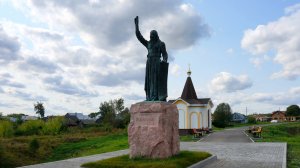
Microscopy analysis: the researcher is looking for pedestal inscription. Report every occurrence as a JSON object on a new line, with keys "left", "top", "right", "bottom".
{"left": 128, "top": 102, "right": 180, "bottom": 159}
{"left": 135, "top": 113, "right": 160, "bottom": 126}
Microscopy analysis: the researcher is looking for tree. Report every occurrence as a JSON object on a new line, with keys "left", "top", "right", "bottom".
{"left": 247, "top": 116, "right": 257, "bottom": 124}
{"left": 115, "top": 107, "right": 130, "bottom": 128}
{"left": 88, "top": 112, "right": 100, "bottom": 119}
{"left": 212, "top": 103, "right": 232, "bottom": 128}
{"left": 99, "top": 101, "right": 116, "bottom": 125}
{"left": 98, "top": 98, "right": 130, "bottom": 128}
{"left": 286, "top": 105, "right": 300, "bottom": 116}
{"left": 34, "top": 102, "right": 45, "bottom": 118}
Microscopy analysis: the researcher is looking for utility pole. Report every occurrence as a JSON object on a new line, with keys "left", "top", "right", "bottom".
{"left": 246, "top": 106, "right": 248, "bottom": 116}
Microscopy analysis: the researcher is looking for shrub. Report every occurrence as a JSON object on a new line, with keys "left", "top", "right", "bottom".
{"left": 213, "top": 103, "right": 232, "bottom": 128}
{"left": 0, "top": 120, "right": 14, "bottom": 137}
{"left": 29, "top": 139, "right": 40, "bottom": 155}
{"left": 247, "top": 116, "right": 257, "bottom": 124}
{"left": 102, "top": 123, "right": 113, "bottom": 132}
{"left": 17, "top": 120, "right": 45, "bottom": 135}
{"left": 42, "top": 117, "right": 64, "bottom": 135}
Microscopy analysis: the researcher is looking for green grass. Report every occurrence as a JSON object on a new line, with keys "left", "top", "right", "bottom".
{"left": 0, "top": 128, "right": 128, "bottom": 167}
{"left": 82, "top": 151, "right": 211, "bottom": 168}
{"left": 229, "top": 121, "right": 269, "bottom": 127}
{"left": 180, "top": 135, "right": 199, "bottom": 142}
{"left": 256, "top": 122, "right": 300, "bottom": 168}
{"left": 46, "top": 133, "right": 128, "bottom": 161}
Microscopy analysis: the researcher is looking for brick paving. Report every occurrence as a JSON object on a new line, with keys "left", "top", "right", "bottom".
{"left": 181, "top": 142, "right": 286, "bottom": 168}
{"left": 200, "top": 128, "right": 253, "bottom": 143}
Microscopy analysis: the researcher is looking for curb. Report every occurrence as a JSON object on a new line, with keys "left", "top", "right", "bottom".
{"left": 282, "top": 142, "right": 287, "bottom": 168}
{"left": 187, "top": 155, "right": 217, "bottom": 168}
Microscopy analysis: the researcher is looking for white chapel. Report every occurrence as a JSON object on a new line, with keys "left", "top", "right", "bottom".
{"left": 169, "top": 68, "right": 213, "bottom": 129}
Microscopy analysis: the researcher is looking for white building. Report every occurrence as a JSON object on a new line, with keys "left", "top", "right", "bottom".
{"left": 169, "top": 68, "right": 213, "bottom": 129}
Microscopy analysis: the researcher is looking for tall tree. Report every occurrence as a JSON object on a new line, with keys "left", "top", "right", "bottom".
{"left": 34, "top": 102, "right": 45, "bottom": 118}
{"left": 98, "top": 98, "right": 130, "bottom": 128}
{"left": 213, "top": 103, "right": 232, "bottom": 128}
{"left": 286, "top": 105, "right": 300, "bottom": 116}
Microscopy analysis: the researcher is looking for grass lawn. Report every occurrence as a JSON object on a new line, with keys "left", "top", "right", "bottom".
{"left": 256, "top": 122, "right": 300, "bottom": 168}
{"left": 180, "top": 135, "right": 199, "bottom": 142}
{"left": 0, "top": 129, "right": 128, "bottom": 167}
{"left": 82, "top": 151, "right": 211, "bottom": 168}
{"left": 46, "top": 133, "right": 128, "bottom": 161}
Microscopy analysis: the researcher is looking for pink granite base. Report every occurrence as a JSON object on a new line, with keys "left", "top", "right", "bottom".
{"left": 128, "top": 102, "right": 180, "bottom": 159}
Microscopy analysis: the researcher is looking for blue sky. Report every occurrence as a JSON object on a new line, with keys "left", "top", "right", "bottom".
{"left": 0, "top": 0, "right": 299, "bottom": 116}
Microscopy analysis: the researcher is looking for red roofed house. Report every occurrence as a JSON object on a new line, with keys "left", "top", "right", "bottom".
{"left": 271, "top": 111, "right": 286, "bottom": 122}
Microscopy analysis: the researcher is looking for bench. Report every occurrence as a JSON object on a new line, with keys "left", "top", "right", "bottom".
{"left": 192, "top": 129, "right": 204, "bottom": 138}
{"left": 251, "top": 126, "right": 262, "bottom": 138}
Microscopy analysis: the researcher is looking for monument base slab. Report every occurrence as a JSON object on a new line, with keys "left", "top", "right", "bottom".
{"left": 128, "top": 102, "right": 179, "bottom": 159}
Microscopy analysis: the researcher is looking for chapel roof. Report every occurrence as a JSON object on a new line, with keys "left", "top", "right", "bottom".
{"left": 168, "top": 66, "right": 213, "bottom": 106}
{"left": 181, "top": 76, "right": 198, "bottom": 100}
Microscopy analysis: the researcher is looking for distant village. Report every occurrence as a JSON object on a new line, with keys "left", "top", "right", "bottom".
{"left": 2, "top": 112, "right": 100, "bottom": 127}
{"left": 2, "top": 109, "right": 298, "bottom": 128}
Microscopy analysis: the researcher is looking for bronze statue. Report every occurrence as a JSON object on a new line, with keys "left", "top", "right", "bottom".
{"left": 134, "top": 16, "right": 168, "bottom": 101}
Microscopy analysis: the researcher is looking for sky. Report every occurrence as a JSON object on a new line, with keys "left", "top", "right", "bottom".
{"left": 0, "top": 0, "right": 299, "bottom": 116}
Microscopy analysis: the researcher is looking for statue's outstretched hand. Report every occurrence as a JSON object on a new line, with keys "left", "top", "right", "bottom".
{"left": 134, "top": 16, "right": 139, "bottom": 26}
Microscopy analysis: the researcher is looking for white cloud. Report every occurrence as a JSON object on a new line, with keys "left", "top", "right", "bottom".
{"left": 247, "top": 87, "right": 300, "bottom": 106}
{"left": 170, "top": 64, "right": 180, "bottom": 76}
{"left": 210, "top": 72, "right": 252, "bottom": 93}
{"left": 250, "top": 55, "right": 270, "bottom": 68}
{"left": 0, "top": 73, "right": 25, "bottom": 88}
{"left": 12, "top": 0, "right": 210, "bottom": 50}
{"left": 0, "top": 0, "right": 211, "bottom": 115}
{"left": 0, "top": 25, "right": 21, "bottom": 64}
{"left": 241, "top": 4, "right": 300, "bottom": 80}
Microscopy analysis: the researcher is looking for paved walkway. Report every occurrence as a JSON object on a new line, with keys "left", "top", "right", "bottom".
{"left": 181, "top": 142, "right": 286, "bottom": 168}
{"left": 21, "top": 127, "right": 287, "bottom": 168}
{"left": 20, "top": 150, "right": 129, "bottom": 168}
{"left": 200, "top": 127, "right": 252, "bottom": 143}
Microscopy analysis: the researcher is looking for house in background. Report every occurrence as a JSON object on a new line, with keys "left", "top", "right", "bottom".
{"left": 253, "top": 114, "right": 272, "bottom": 122}
{"left": 65, "top": 113, "right": 96, "bottom": 127}
{"left": 21, "top": 115, "right": 38, "bottom": 121}
{"left": 286, "top": 116, "right": 297, "bottom": 122}
{"left": 231, "top": 112, "right": 247, "bottom": 123}
{"left": 168, "top": 68, "right": 213, "bottom": 132}
{"left": 272, "top": 111, "right": 286, "bottom": 122}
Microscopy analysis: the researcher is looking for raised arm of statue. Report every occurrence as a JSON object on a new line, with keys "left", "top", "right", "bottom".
{"left": 161, "top": 42, "right": 168, "bottom": 62}
{"left": 134, "top": 16, "right": 148, "bottom": 47}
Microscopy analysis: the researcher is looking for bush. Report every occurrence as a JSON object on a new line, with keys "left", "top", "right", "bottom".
{"left": 0, "top": 120, "right": 14, "bottom": 137}
{"left": 102, "top": 123, "right": 113, "bottom": 132}
{"left": 17, "top": 120, "right": 45, "bottom": 135}
{"left": 213, "top": 103, "right": 232, "bottom": 128}
{"left": 212, "top": 120, "right": 226, "bottom": 128}
{"left": 29, "top": 139, "right": 40, "bottom": 155}
{"left": 42, "top": 117, "right": 64, "bottom": 135}
{"left": 247, "top": 116, "right": 257, "bottom": 124}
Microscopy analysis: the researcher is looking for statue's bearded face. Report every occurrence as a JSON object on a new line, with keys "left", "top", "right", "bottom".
{"left": 150, "top": 30, "right": 158, "bottom": 41}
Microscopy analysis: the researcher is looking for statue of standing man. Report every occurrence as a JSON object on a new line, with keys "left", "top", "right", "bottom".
{"left": 134, "top": 16, "right": 168, "bottom": 101}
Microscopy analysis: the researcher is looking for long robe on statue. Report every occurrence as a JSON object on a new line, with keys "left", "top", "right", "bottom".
{"left": 136, "top": 29, "right": 168, "bottom": 101}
